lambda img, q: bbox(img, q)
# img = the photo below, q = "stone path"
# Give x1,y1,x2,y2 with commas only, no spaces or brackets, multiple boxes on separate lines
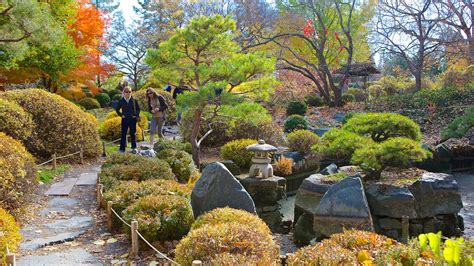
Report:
17,163,129,266
454,173,474,239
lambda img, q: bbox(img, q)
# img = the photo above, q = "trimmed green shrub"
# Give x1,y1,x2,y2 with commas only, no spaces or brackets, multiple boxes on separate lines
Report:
123,195,194,241
286,101,307,116
78,97,101,110
317,113,429,179
0,133,37,212
102,179,191,212
99,117,144,142
102,152,146,169
157,149,198,183
0,208,21,264
112,94,122,101
342,93,355,103
306,94,324,107
175,222,279,265
351,137,431,176
153,138,192,154
95,93,110,107
220,139,257,169
191,207,271,235
316,128,374,161
99,155,175,190
343,113,422,142
1,89,101,160
0,98,33,142
441,106,474,139
341,112,356,124
287,129,320,155
284,114,309,132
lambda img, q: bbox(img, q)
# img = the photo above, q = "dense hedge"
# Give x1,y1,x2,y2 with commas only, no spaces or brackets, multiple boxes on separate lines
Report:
0,133,37,211
0,98,33,142
153,138,192,154
0,208,21,264
286,129,319,155
156,149,198,183
95,93,111,107
78,97,101,110
105,111,148,131
284,114,309,132
1,89,101,160
220,139,257,169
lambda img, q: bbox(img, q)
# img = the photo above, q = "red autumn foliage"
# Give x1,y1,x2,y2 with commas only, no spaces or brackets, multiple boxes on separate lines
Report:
303,19,315,37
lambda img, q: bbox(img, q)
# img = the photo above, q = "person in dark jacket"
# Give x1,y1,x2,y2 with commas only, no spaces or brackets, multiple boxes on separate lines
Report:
115,86,140,153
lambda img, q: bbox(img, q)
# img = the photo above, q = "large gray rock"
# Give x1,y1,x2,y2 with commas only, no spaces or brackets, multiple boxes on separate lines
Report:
409,172,463,218
240,176,286,206
294,174,332,223
191,162,256,218
313,176,374,237
294,213,322,245
366,184,417,218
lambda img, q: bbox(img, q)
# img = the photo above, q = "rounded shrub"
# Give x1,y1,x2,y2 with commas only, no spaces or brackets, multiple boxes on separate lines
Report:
133,89,176,123
1,89,101,160
105,111,148,131
0,133,37,211
0,208,21,264
122,195,194,241
112,94,122,101
220,139,257,169
343,113,422,142
95,93,110,107
342,93,355,103
0,98,33,142
286,129,320,155
99,155,175,190
306,94,325,107
316,128,375,161
175,222,279,265
286,101,307,116
284,114,309,132
99,117,144,142
153,138,192,154
191,207,271,235
78,97,101,110
157,149,198,183
287,239,356,265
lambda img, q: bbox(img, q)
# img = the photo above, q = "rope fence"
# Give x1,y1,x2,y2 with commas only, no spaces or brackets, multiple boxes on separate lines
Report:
5,246,16,266
36,148,84,169
97,183,183,265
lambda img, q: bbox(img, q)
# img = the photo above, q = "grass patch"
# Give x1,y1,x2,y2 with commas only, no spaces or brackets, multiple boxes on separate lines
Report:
104,142,120,155
320,172,347,184
37,164,70,183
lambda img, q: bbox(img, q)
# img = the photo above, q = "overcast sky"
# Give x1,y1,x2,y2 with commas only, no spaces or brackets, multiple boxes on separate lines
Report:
118,0,138,25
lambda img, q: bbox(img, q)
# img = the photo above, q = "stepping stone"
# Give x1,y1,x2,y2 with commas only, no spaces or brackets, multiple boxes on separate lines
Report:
46,178,77,196
17,248,101,265
48,197,78,207
76,173,97,186
45,216,92,231
20,231,85,251
40,207,73,216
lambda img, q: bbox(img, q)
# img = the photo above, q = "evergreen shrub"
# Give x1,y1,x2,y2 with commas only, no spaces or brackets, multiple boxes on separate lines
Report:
78,97,101,110
284,115,309,132
287,129,319,155
157,149,198,183
95,93,111,107
220,139,257,169
286,101,307,116
0,98,33,142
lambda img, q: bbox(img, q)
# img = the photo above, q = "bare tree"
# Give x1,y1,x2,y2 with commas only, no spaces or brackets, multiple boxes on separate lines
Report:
371,0,444,91
433,0,473,65
249,0,363,107
105,13,149,89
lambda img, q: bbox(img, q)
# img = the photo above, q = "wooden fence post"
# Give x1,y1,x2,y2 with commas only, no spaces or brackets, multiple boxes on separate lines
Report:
102,141,107,157
107,201,113,231
192,260,202,265
52,153,57,170
401,215,409,244
79,148,84,164
97,184,103,210
131,220,139,257
280,255,287,266
6,253,15,266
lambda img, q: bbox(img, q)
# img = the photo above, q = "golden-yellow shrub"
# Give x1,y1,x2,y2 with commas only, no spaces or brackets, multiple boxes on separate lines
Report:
273,156,293,176
0,208,21,264
99,117,144,142
0,133,37,211
0,98,33,142
287,239,357,265
1,89,101,161
175,223,279,265
191,207,271,235
220,139,257,169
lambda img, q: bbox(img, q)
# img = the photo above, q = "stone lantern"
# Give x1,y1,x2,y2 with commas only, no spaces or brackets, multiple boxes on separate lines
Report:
246,139,278,179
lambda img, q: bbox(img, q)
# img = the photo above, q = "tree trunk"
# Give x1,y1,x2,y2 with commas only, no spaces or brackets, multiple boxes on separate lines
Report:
469,35,474,66
414,71,422,91
190,109,203,166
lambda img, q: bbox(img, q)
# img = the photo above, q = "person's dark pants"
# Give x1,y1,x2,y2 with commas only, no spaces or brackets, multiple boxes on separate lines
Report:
119,117,137,151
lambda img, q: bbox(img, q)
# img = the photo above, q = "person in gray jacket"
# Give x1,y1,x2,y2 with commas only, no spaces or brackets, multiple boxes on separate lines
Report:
146,88,168,147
